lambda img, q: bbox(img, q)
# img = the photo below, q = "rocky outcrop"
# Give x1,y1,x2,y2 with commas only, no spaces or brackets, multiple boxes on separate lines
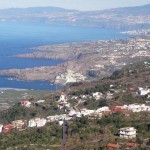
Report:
0,66,66,83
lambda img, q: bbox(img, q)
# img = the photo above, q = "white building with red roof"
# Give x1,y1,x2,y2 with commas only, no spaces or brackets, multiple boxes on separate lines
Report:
20,100,31,107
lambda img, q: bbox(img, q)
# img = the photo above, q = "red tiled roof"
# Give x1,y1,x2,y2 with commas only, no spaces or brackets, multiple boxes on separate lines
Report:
127,142,138,147
2,124,14,133
107,143,120,149
112,107,124,113
20,100,30,105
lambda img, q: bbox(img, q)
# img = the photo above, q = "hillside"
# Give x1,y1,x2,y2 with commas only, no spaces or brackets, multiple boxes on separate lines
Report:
0,60,149,149
0,4,150,29
0,89,49,111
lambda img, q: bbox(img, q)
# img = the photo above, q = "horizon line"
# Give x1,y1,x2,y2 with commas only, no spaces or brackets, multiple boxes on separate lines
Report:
0,3,149,12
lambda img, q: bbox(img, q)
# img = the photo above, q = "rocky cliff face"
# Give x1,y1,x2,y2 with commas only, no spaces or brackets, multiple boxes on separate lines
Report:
0,66,66,83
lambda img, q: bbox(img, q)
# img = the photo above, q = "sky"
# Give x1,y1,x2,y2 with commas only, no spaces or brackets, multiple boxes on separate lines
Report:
0,0,150,11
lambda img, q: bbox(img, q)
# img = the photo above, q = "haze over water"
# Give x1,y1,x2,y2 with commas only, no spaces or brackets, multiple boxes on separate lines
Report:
0,21,129,90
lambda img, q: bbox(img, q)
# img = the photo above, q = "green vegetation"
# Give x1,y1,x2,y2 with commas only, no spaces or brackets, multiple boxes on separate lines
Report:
0,60,150,149
0,111,149,149
78,99,108,110
0,123,61,150
0,103,65,125
70,83,110,96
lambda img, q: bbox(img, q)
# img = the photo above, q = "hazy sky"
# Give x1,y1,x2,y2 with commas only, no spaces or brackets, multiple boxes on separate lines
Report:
0,0,150,11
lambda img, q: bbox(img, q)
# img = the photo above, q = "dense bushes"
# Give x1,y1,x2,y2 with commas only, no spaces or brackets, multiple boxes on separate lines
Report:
0,124,61,149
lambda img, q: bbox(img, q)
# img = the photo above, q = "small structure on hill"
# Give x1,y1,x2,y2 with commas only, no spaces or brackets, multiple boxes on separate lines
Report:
92,92,104,100
127,142,139,149
104,143,120,149
58,92,68,102
119,127,136,139
28,118,47,128
0,124,3,133
36,100,45,103
2,124,14,133
20,100,31,107
138,87,150,96
11,120,25,129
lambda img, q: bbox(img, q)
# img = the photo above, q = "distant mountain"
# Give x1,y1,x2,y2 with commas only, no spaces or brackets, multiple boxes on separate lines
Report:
102,4,150,16
0,6,78,15
0,4,150,29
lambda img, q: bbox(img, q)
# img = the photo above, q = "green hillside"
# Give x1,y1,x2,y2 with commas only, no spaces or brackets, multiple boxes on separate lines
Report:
0,59,149,150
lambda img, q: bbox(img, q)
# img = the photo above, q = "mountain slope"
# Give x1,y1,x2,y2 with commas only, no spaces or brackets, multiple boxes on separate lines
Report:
0,4,149,29
0,6,78,15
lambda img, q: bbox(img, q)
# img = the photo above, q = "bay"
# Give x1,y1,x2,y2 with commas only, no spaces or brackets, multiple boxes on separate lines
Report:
0,21,130,90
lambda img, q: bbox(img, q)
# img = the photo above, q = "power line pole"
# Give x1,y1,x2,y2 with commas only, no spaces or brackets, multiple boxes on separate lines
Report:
61,119,68,150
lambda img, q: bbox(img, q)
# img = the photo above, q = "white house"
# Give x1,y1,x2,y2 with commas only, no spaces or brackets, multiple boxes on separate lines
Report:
11,120,25,129
116,104,150,113
80,109,94,116
116,105,128,109
35,118,47,127
88,112,102,118
138,87,150,96
96,106,110,113
106,92,114,100
20,100,31,108
147,94,150,99
119,127,136,139
65,103,71,108
36,100,45,103
47,116,56,122
69,110,77,117
75,112,82,118
28,118,47,127
0,124,3,133
58,93,67,102
59,120,64,126
47,114,71,123
28,119,36,127
92,92,104,100
127,104,150,112
71,96,78,100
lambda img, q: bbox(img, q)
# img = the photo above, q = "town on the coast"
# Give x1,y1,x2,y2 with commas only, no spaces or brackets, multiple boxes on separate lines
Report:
0,36,149,86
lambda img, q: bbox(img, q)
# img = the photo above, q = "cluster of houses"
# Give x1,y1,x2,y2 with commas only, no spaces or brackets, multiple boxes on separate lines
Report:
116,104,150,112
0,91,149,136
0,84,149,146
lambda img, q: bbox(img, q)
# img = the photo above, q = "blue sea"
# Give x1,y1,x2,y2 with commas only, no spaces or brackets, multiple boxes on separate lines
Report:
0,21,129,90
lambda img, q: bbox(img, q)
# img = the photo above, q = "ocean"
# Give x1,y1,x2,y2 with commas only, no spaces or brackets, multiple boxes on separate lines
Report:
0,21,130,90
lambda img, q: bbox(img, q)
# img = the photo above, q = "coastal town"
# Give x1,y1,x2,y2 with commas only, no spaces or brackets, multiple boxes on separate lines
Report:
121,29,150,36
0,35,149,86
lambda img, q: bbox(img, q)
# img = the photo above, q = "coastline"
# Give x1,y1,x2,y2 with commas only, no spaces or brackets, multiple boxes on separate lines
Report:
0,36,150,88
0,88,28,91
0,23,130,90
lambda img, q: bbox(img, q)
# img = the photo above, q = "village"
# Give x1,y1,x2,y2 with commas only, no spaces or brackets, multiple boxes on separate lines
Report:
0,81,150,149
